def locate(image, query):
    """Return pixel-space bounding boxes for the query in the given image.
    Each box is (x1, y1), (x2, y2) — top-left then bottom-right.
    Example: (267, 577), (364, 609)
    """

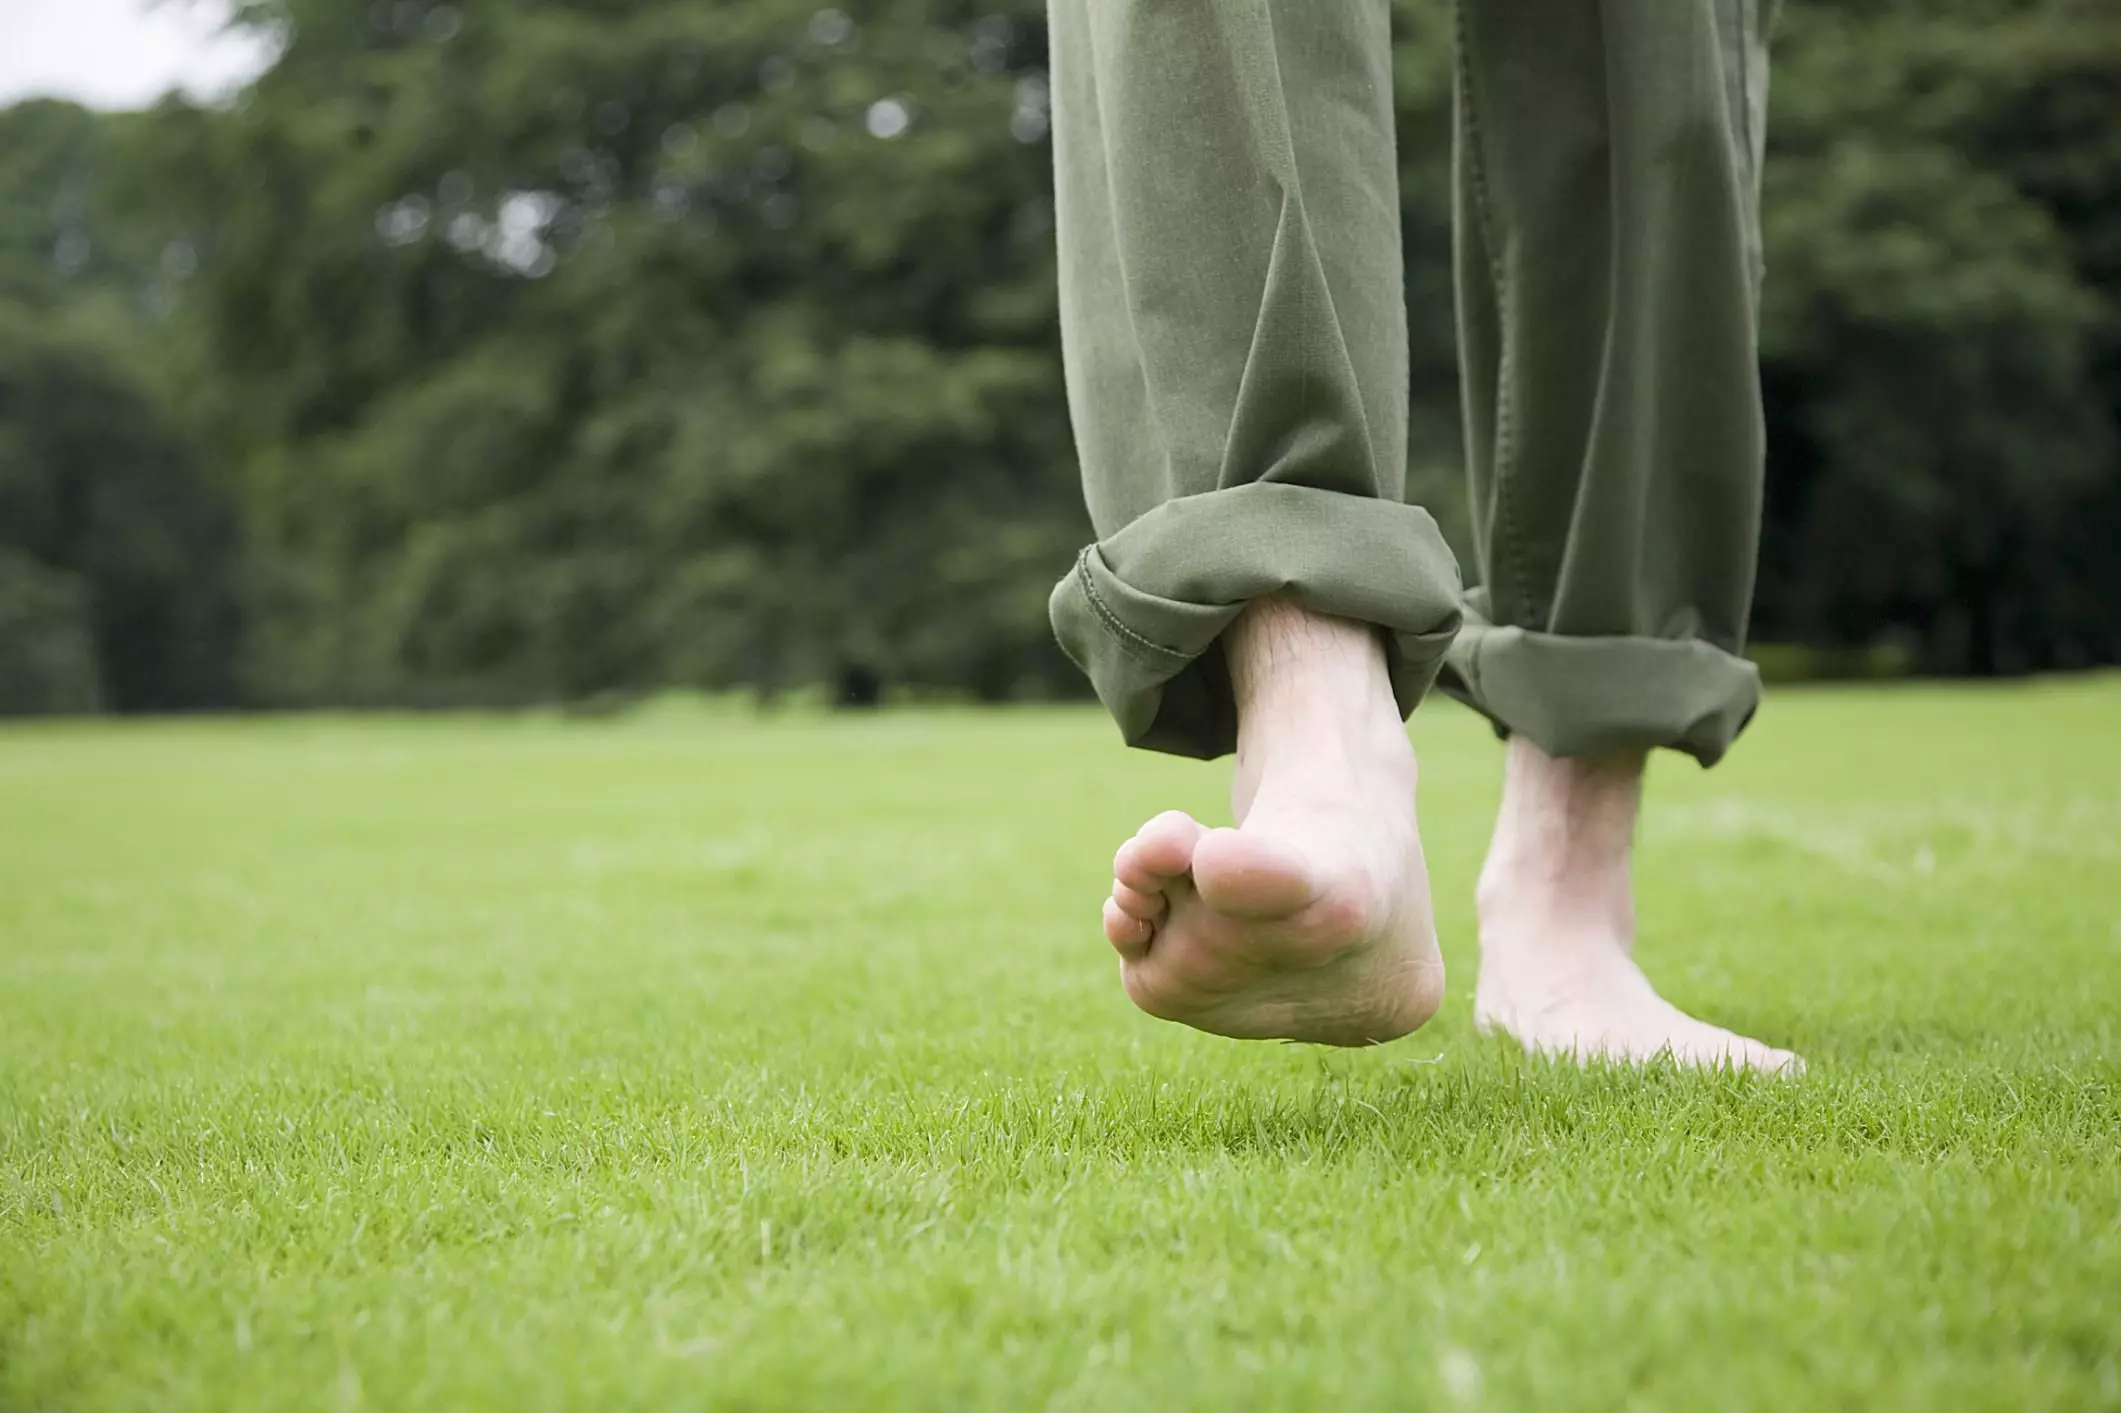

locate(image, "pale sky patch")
(0, 0), (276, 111)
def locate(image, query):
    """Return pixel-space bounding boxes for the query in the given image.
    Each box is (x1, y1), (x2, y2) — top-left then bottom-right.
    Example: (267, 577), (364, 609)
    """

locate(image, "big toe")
(1191, 826), (1320, 920)
(1670, 1019), (1804, 1076)
(1744, 1041), (1805, 1077)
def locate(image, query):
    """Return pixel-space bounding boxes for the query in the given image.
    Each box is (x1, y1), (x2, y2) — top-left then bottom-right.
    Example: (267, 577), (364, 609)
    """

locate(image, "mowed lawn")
(1, 681), (2117, 1411)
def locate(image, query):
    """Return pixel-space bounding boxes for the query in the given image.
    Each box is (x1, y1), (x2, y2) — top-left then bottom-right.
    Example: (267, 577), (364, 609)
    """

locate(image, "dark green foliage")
(0, 100), (161, 314)
(0, 551), (101, 714)
(125, 0), (1083, 707)
(0, 0), (2115, 713)
(1756, 0), (2121, 672)
(0, 310), (236, 710)
(0, 101), (237, 712)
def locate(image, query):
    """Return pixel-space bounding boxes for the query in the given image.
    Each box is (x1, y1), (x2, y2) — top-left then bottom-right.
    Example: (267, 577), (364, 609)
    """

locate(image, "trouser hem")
(1438, 604), (1761, 767)
(1049, 482), (1463, 760)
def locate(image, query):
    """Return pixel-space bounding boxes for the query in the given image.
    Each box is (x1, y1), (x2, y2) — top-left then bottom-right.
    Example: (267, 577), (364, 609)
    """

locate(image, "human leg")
(1046, 0), (1458, 1043)
(1447, 0), (1797, 1070)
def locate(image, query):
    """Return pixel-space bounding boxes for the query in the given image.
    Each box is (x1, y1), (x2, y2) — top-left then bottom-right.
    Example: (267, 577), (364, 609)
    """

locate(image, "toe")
(1674, 1023), (1803, 1076)
(1111, 878), (1166, 923)
(1103, 896), (1153, 959)
(1755, 1044), (1805, 1078)
(1692, 1022), (1801, 1076)
(1114, 810), (1204, 894)
(1191, 826), (1320, 920)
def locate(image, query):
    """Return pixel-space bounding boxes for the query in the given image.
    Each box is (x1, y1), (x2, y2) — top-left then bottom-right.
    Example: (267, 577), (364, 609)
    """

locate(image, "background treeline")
(2, 0), (2117, 715)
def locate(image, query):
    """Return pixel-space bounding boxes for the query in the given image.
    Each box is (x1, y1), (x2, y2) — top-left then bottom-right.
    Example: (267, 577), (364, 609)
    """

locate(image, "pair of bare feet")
(1102, 597), (1800, 1073)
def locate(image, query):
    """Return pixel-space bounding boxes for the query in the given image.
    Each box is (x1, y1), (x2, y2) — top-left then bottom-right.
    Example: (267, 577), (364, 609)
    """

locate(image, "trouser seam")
(1454, 0), (1534, 630)
(1258, 2), (1314, 468)
(1735, 0), (1769, 291)
(1074, 548), (1189, 667)
(1735, 0), (1755, 190)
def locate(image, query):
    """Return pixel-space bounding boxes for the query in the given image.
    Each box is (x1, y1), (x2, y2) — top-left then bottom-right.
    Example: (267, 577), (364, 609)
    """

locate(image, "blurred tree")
(0, 99), (157, 313)
(0, 103), (238, 712)
(0, 309), (238, 710)
(0, 551), (102, 715)
(129, 0), (1083, 707)
(1755, 0), (2121, 673)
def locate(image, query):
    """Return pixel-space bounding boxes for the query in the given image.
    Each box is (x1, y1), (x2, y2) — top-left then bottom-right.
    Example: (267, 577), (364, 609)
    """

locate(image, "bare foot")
(1101, 598), (1444, 1046)
(1474, 737), (1802, 1074)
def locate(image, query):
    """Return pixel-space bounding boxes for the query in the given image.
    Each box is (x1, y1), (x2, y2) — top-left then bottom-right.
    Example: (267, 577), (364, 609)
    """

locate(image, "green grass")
(2, 682), (2118, 1411)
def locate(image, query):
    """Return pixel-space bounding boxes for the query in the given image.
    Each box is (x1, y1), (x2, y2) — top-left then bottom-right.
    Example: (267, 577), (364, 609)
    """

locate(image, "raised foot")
(1098, 597), (1443, 1047)
(1105, 785), (1443, 1047)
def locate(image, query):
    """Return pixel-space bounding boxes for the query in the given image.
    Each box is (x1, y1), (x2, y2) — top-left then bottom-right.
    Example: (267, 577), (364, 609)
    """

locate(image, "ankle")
(1477, 737), (1641, 928)
(1227, 598), (1402, 749)
(1486, 737), (1644, 872)
(1223, 598), (1409, 808)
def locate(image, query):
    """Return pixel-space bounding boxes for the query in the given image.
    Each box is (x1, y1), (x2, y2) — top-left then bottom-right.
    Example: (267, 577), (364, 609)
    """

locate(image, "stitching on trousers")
(1735, 0), (1755, 192)
(1076, 548), (1189, 664)
(1734, 0), (1767, 290)
(1260, 0), (1314, 474)
(1455, 0), (1534, 629)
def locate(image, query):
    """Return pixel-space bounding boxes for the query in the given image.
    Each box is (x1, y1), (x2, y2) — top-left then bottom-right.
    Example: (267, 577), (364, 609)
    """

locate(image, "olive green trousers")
(1047, 0), (1775, 765)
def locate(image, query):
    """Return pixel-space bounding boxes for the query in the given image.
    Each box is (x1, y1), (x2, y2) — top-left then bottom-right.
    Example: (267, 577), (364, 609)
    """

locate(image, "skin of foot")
(1474, 736), (1803, 1074)
(1101, 597), (1444, 1046)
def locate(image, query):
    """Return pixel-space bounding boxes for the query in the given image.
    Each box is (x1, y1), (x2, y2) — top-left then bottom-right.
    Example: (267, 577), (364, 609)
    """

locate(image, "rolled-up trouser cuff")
(1438, 599), (1761, 766)
(1049, 482), (1463, 760)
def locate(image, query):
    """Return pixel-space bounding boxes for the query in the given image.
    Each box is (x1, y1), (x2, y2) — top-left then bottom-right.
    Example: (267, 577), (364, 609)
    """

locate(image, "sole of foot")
(1106, 806), (1444, 1046)
(1097, 597), (1444, 1047)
